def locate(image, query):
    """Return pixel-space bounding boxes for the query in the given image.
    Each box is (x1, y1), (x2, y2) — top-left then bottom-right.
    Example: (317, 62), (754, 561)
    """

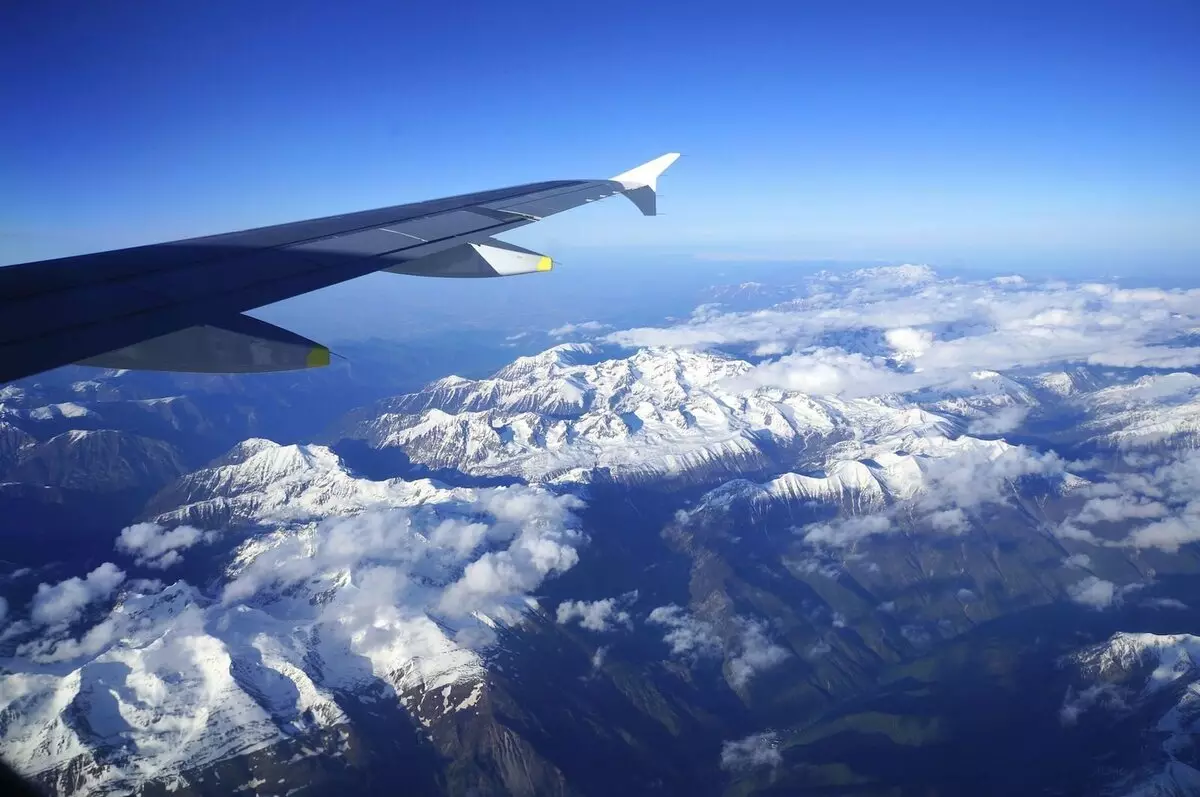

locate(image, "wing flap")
(385, 239), (552, 278)
(78, 314), (330, 373)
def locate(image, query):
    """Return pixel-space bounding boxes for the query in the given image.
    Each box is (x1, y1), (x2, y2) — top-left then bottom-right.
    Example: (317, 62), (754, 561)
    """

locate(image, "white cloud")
(728, 348), (911, 398)
(884, 327), (934, 357)
(1059, 683), (1128, 726)
(0, 596), (7, 624)
(1074, 497), (1168, 526)
(728, 620), (790, 688)
(556, 598), (632, 632)
(548, 321), (609, 338)
(803, 514), (891, 547)
(752, 340), (789, 357)
(219, 485), (585, 627)
(1067, 577), (1120, 610)
(590, 645), (608, 672)
(720, 731), (782, 772)
(801, 442), (1063, 549)
(1063, 553), (1093, 570)
(927, 507), (969, 533)
(967, 406), (1029, 435)
(22, 617), (123, 663)
(646, 604), (722, 659)
(1142, 597), (1188, 610)
(1063, 450), (1200, 553)
(116, 522), (210, 569)
(914, 444), (1064, 514)
(29, 563), (125, 627)
(1126, 516), (1200, 553)
(606, 268), (1200, 400)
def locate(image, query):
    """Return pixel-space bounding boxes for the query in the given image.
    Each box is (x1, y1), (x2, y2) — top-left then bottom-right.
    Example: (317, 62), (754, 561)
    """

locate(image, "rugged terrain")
(3, 266), (1200, 795)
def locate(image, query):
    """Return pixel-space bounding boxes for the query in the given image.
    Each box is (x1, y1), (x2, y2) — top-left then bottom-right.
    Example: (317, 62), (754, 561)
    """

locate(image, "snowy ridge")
(1071, 632), (1200, 689)
(147, 438), (468, 527)
(693, 433), (1010, 514)
(1, 443), (585, 794)
(1065, 633), (1200, 796)
(342, 345), (958, 484)
(1082, 374), (1200, 451)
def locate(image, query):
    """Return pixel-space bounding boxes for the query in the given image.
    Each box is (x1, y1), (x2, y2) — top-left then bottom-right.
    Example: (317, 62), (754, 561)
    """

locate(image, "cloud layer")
(607, 267), (1200, 400)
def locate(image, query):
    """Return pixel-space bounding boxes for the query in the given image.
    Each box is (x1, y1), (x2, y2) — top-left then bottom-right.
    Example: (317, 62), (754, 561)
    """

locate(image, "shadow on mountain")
(65, 661), (136, 749)
(331, 438), (526, 488)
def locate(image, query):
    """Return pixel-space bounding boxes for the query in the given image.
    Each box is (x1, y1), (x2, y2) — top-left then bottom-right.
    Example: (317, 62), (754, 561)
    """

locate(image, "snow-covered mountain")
(5, 430), (187, 493)
(0, 441), (586, 796)
(334, 343), (960, 484)
(143, 438), (472, 528)
(1062, 632), (1200, 796)
(1082, 374), (1200, 451)
(690, 435), (1005, 517)
(6, 266), (1200, 796)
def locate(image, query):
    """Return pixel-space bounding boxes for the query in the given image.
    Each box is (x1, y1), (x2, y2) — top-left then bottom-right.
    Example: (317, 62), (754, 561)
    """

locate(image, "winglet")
(611, 153), (680, 216)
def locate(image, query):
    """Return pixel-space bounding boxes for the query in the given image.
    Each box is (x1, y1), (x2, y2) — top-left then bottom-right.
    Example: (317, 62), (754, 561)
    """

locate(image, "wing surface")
(0, 153), (679, 383)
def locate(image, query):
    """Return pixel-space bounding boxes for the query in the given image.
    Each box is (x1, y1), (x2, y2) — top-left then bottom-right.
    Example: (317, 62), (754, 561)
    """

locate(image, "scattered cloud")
(548, 321), (609, 338)
(22, 616), (124, 663)
(1061, 449), (1200, 553)
(1125, 516), (1200, 554)
(1066, 577), (1144, 610)
(1074, 497), (1168, 526)
(29, 563), (125, 627)
(884, 326), (934, 358)
(646, 604), (722, 659)
(1063, 553), (1093, 570)
(1068, 577), (1117, 609)
(801, 442), (1064, 549)
(556, 597), (632, 632)
(1142, 597), (1188, 610)
(728, 620), (790, 688)
(720, 731), (782, 772)
(803, 514), (891, 547)
(116, 522), (211, 569)
(967, 406), (1029, 435)
(1059, 683), (1129, 726)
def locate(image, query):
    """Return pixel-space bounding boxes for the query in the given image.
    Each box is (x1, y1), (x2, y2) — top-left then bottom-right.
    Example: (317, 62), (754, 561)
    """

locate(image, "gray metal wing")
(0, 154), (679, 384)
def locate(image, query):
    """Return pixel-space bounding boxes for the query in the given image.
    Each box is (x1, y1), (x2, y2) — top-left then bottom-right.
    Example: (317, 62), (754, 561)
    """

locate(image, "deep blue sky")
(2, 0), (1198, 272)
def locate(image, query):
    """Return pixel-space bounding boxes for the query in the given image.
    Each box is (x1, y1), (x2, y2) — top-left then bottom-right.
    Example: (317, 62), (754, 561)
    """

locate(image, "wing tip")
(611, 152), (681, 189)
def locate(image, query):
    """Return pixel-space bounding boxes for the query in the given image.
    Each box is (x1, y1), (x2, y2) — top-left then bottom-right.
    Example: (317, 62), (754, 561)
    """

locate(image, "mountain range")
(2, 266), (1199, 796)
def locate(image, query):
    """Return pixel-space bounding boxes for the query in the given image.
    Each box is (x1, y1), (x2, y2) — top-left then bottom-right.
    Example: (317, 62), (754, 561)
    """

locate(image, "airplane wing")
(0, 153), (680, 384)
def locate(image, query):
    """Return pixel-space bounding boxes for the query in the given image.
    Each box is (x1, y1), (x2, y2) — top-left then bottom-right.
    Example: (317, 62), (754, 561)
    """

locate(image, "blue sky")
(2, 0), (1197, 273)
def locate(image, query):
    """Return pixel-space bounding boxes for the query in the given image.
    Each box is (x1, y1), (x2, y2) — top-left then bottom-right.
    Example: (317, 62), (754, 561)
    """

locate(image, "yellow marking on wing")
(306, 347), (331, 367)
